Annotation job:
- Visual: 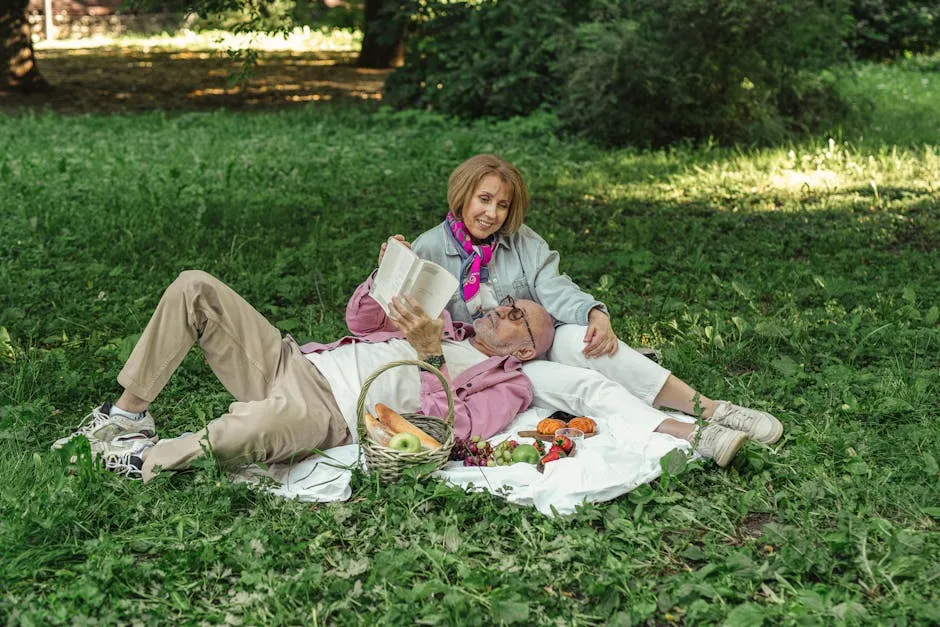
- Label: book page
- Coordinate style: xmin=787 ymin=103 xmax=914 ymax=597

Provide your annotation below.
xmin=405 ymin=260 xmax=459 ymax=319
xmin=370 ymin=237 xmax=418 ymax=313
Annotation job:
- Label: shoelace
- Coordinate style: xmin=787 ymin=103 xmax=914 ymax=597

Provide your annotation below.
xmin=71 ymin=407 xmax=112 ymax=441
xmin=694 ymin=424 xmax=724 ymax=454
xmin=103 ymin=452 xmax=143 ymax=478
xmin=714 ymin=404 xmax=762 ymax=431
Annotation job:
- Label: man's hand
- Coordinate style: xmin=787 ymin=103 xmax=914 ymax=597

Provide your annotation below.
xmin=583 ymin=307 xmax=620 ymax=358
xmin=378 ymin=234 xmax=412 ymax=265
xmin=389 ymin=295 xmax=444 ymax=357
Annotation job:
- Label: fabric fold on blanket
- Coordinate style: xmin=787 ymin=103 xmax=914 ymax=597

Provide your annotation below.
xmin=230 ymin=408 xmax=697 ymax=517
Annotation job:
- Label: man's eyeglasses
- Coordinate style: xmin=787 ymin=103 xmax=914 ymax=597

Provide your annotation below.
xmin=500 ymin=295 xmax=536 ymax=348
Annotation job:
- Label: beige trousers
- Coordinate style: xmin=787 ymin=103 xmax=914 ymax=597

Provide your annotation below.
xmin=117 ymin=270 xmax=351 ymax=482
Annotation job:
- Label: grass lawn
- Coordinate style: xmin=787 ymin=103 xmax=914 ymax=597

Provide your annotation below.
xmin=0 ymin=50 xmax=938 ymax=624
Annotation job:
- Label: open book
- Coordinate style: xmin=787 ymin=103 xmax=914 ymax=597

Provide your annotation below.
xmin=370 ymin=237 xmax=459 ymax=320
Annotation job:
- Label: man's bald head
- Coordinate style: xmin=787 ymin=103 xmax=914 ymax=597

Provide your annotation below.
xmin=469 ymin=298 xmax=555 ymax=361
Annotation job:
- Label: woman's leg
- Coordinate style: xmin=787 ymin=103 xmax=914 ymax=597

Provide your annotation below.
xmin=546 ymin=324 xmax=672 ymax=406
xmin=520 ymin=360 xmax=748 ymax=467
xmin=652 ymin=375 xmax=719 ymax=417
xmin=521 ymin=360 xmax=668 ymax=436
xmin=546 ymin=324 xmax=782 ymax=443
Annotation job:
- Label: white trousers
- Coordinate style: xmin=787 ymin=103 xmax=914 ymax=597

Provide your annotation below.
xmin=522 ymin=323 xmax=673 ymax=435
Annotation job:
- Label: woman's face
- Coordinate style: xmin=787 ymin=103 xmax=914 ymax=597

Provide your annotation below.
xmin=461 ymin=173 xmax=511 ymax=242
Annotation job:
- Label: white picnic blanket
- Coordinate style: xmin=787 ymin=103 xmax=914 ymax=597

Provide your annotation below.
xmin=230 ymin=408 xmax=697 ymax=517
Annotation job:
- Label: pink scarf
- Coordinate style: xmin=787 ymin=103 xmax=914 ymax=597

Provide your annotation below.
xmin=446 ymin=212 xmax=495 ymax=303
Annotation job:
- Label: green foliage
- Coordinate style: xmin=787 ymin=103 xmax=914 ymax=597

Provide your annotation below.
xmin=385 ymin=0 xmax=859 ymax=146
xmin=848 ymin=0 xmax=939 ymax=59
xmin=556 ymin=0 xmax=855 ymax=146
xmin=1 ymin=58 xmax=939 ymax=621
xmin=383 ymin=0 xmax=590 ymax=117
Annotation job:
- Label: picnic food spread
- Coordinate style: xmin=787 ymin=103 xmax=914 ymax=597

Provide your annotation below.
xmin=520 ymin=415 xmax=599 ymax=441
xmin=450 ymin=435 xmax=552 ymax=467
xmin=366 ymin=407 xmax=598 ymax=470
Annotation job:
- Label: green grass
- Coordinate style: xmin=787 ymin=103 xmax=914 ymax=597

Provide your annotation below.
xmin=1 ymin=56 xmax=938 ymax=625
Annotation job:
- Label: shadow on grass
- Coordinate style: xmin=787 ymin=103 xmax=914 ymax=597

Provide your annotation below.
xmin=0 ymin=47 xmax=389 ymax=115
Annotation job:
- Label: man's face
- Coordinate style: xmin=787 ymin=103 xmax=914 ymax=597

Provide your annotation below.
xmin=471 ymin=299 xmax=539 ymax=356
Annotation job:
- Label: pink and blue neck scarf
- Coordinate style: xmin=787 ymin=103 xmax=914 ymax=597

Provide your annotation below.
xmin=446 ymin=212 xmax=496 ymax=308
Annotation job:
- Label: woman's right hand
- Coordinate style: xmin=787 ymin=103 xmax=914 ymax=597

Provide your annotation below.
xmin=378 ymin=234 xmax=411 ymax=265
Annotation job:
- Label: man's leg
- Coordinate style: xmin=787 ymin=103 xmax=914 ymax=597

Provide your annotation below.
xmin=118 ymin=270 xmax=286 ymax=407
xmin=54 ymin=270 xmax=288 ymax=450
xmin=135 ymin=340 xmax=350 ymax=481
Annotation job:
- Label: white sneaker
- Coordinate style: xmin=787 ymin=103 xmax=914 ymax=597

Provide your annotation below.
xmin=97 ymin=433 xmax=155 ymax=480
xmin=51 ymin=402 xmax=156 ymax=450
xmin=694 ymin=424 xmax=748 ymax=468
xmin=709 ymin=401 xmax=783 ymax=444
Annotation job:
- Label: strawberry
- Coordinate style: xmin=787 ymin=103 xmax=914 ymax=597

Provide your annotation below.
xmin=553 ymin=435 xmax=575 ymax=455
xmin=540 ymin=449 xmax=566 ymax=464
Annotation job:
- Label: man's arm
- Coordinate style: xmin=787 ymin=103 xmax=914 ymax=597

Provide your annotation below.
xmin=345 ymin=272 xmax=399 ymax=335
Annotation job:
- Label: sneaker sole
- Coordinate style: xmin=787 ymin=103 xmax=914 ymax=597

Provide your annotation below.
xmin=754 ymin=418 xmax=783 ymax=445
xmin=714 ymin=431 xmax=748 ymax=468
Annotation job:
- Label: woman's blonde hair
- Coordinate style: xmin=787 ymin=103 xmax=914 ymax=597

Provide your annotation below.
xmin=447 ymin=154 xmax=529 ymax=236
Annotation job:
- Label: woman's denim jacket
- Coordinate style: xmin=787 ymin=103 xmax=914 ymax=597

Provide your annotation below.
xmin=411 ymin=221 xmax=607 ymax=326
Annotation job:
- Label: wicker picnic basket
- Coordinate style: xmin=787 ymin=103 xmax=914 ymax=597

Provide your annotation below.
xmin=356 ymin=359 xmax=455 ymax=483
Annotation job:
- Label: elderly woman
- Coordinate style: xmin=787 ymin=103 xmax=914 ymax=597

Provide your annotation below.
xmin=369 ymin=154 xmax=783 ymax=455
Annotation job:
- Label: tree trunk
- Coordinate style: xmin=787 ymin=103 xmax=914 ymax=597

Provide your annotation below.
xmin=1 ymin=0 xmax=49 ymax=92
xmin=357 ymin=0 xmax=405 ymax=69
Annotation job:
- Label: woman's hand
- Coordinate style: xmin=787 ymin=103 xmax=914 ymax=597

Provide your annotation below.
xmin=583 ymin=308 xmax=620 ymax=358
xmin=378 ymin=234 xmax=411 ymax=265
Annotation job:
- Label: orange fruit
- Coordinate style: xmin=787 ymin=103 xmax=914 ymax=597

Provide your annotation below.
xmin=536 ymin=418 xmax=568 ymax=435
xmin=568 ymin=416 xmax=597 ymax=434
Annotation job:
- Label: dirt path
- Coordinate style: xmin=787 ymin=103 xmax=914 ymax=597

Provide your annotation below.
xmin=1 ymin=47 xmax=390 ymax=114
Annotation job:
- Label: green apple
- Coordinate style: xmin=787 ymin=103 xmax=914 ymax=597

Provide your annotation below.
xmin=388 ymin=432 xmax=422 ymax=453
xmin=511 ymin=443 xmax=540 ymax=464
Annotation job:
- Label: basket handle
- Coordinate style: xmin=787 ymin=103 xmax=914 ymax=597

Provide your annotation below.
xmin=356 ymin=359 xmax=455 ymax=442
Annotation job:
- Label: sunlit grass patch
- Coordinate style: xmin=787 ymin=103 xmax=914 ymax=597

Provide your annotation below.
xmin=35 ymin=26 xmax=362 ymax=53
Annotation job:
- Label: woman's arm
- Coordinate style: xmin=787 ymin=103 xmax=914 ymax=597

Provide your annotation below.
xmin=518 ymin=227 xmax=619 ymax=356
xmin=517 ymin=226 xmax=608 ymax=325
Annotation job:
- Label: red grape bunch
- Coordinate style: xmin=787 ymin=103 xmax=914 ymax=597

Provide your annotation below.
xmin=451 ymin=435 xmax=547 ymax=467
xmin=450 ymin=435 xmax=494 ymax=467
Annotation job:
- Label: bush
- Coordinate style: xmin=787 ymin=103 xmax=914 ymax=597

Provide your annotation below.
xmin=385 ymin=0 xmax=857 ymax=146
xmin=848 ymin=0 xmax=938 ymax=59
xmin=383 ymin=0 xmax=590 ymax=118
xmin=555 ymin=0 xmax=855 ymax=146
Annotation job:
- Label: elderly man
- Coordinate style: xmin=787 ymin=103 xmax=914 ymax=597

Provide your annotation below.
xmin=52 ymin=270 xmax=556 ymax=481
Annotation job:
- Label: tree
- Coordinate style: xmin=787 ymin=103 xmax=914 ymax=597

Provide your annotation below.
xmin=1 ymin=0 xmax=49 ymax=93
xmin=358 ymin=0 xmax=405 ymax=68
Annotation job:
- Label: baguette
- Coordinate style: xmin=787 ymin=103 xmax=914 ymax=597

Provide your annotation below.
xmin=374 ymin=402 xmax=442 ymax=450
xmin=364 ymin=412 xmax=396 ymax=447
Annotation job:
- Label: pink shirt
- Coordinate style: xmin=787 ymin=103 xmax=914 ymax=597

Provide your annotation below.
xmin=298 ymin=275 xmax=533 ymax=440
